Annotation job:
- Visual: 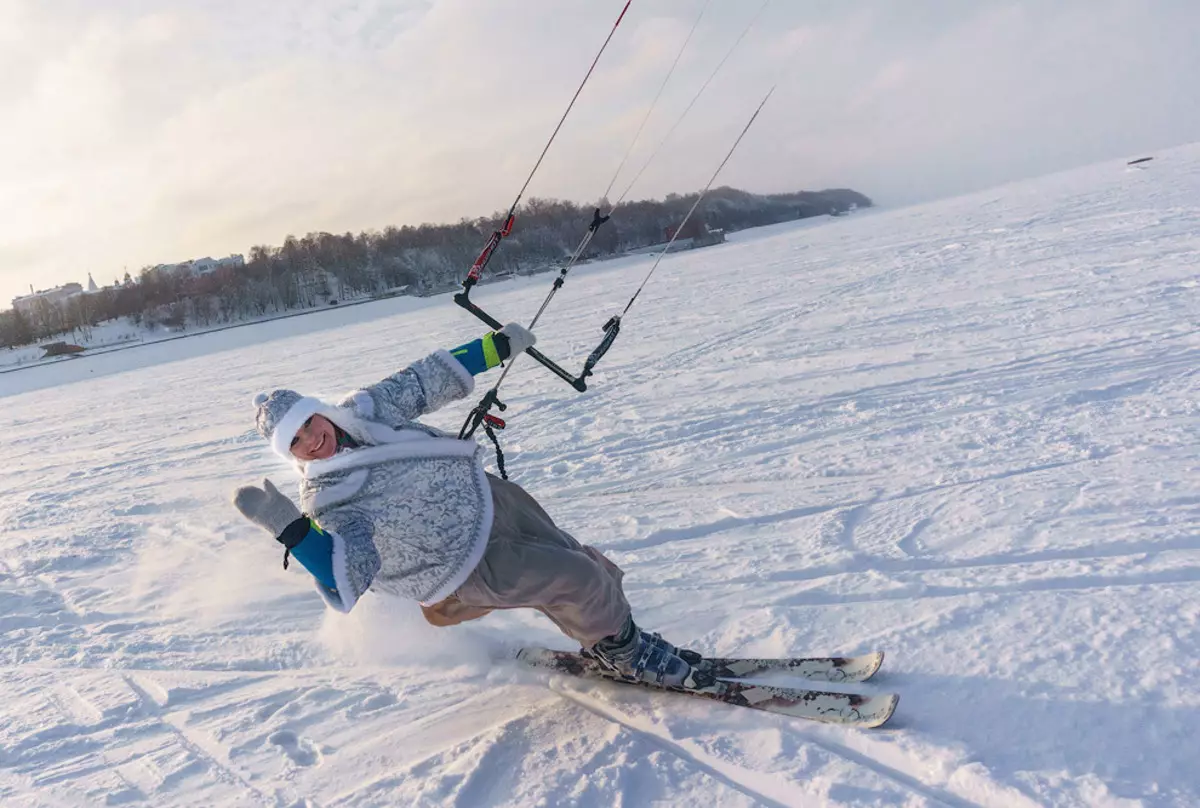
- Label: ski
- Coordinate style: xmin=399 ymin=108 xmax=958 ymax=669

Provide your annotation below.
xmin=516 ymin=647 xmax=898 ymax=729
xmin=695 ymin=651 xmax=884 ymax=683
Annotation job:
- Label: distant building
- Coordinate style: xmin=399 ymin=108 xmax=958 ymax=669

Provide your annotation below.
xmin=154 ymin=254 xmax=245 ymax=277
xmin=629 ymin=220 xmax=727 ymax=256
xmin=41 ymin=341 xmax=86 ymax=358
xmin=12 ymin=283 xmax=84 ymax=316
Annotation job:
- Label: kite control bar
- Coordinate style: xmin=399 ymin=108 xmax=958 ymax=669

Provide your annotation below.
xmin=453 ymin=280 xmax=606 ymax=393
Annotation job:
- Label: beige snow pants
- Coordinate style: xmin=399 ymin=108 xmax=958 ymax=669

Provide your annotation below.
xmin=421 ymin=474 xmax=631 ymax=648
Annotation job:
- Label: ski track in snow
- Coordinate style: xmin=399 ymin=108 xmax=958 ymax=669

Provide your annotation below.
xmin=2 ymin=145 xmax=1199 ymax=806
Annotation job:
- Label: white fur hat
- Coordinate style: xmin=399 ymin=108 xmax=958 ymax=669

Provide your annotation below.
xmin=253 ymin=389 xmax=326 ymax=460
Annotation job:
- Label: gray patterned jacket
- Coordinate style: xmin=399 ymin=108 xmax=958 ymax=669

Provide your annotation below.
xmin=295 ymin=349 xmax=493 ymax=611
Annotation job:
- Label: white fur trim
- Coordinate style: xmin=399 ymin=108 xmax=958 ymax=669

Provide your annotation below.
xmin=307 ymin=469 xmax=369 ymax=512
xmin=313 ymin=528 xmax=362 ymax=614
xmin=432 ymin=347 xmax=476 ymax=395
xmin=346 ymin=390 xmax=375 ymax=419
xmin=302 ymin=435 xmax=481 ymax=481
xmin=269 ymin=397 xmax=328 ymax=460
xmin=314 ymin=582 xmax=349 ymax=612
xmin=418 ymin=462 xmax=494 ymax=605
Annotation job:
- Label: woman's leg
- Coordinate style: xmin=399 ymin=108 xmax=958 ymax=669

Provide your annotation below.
xmin=453 ymin=474 xmax=631 ymax=648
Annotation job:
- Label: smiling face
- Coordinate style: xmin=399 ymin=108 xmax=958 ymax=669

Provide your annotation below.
xmin=289 ymin=414 xmax=338 ymax=461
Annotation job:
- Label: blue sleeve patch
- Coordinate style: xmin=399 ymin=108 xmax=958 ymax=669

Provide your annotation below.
xmin=289 ymin=525 xmax=338 ymax=593
xmin=450 ymin=336 xmax=495 ymax=376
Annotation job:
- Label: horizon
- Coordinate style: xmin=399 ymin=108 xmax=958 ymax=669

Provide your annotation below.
xmin=2 ymin=148 xmax=1181 ymax=308
xmin=3 ymin=0 xmax=1197 ymax=306
xmin=5 ymin=181 xmax=859 ymax=305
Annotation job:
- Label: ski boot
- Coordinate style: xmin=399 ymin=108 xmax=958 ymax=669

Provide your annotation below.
xmin=639 ymin=628 xmax=704 ymax=666
xmin=587 ymin=617 xmax=714 ymax=689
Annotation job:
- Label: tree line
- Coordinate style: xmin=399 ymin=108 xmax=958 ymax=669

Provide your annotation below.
xmin=1 ymin=186 xmax=870 ymax=351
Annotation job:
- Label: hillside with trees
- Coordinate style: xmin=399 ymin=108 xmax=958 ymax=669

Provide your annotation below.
xmin=0 ymin=186 xmax=870 ymax=351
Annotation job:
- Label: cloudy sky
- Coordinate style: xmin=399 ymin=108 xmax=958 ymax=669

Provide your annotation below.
xmin=2 ymin=0 xmax=1197 ymax=304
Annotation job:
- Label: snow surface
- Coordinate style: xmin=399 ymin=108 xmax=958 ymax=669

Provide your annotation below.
xmin=2 ymin=145 xmax=1198 ymax=807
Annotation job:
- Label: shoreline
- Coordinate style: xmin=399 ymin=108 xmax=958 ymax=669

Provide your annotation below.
xmin=0 ymin=293 xmax=394 ymax=376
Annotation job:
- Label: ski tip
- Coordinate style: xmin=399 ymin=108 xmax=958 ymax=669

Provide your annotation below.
xmin=861 ymin=693 xmax=899 ymax=729
xmin=836 ymin=651 xmax=885 ymax=683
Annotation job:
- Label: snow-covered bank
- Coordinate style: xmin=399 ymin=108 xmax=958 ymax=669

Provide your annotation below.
xmin=0 ymin=295 xmax=411 ymax=385
xmin=2 ymin=145 xmax=1197 ymax=806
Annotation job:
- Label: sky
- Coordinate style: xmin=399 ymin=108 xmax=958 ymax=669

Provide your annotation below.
xmin=2 ymin=0 xmax=1197 ymax=306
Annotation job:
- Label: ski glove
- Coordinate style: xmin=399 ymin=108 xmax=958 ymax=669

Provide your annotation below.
xmin=232 ymin=478 xmax=338 ymax=588
xmin=232 ymin=478 xmax=303 ymax=536
xmin=497 ymin=322 xmax=536 ymax=356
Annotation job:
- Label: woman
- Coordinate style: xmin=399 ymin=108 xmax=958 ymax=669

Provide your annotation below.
xmin=232 ymin=323 xmax=706 ymax=688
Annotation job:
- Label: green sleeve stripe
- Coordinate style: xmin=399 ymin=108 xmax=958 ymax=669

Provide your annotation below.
xmin=481 ymin=333 xmax=501 ymax=369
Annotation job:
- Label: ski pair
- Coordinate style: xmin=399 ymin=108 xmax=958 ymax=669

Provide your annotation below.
xmin=516 ymin=647 xmax=898 ymax=729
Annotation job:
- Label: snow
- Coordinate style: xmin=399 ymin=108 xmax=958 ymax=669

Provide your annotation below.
xmin=2 ymin=144 xmax=1198 ymax=806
